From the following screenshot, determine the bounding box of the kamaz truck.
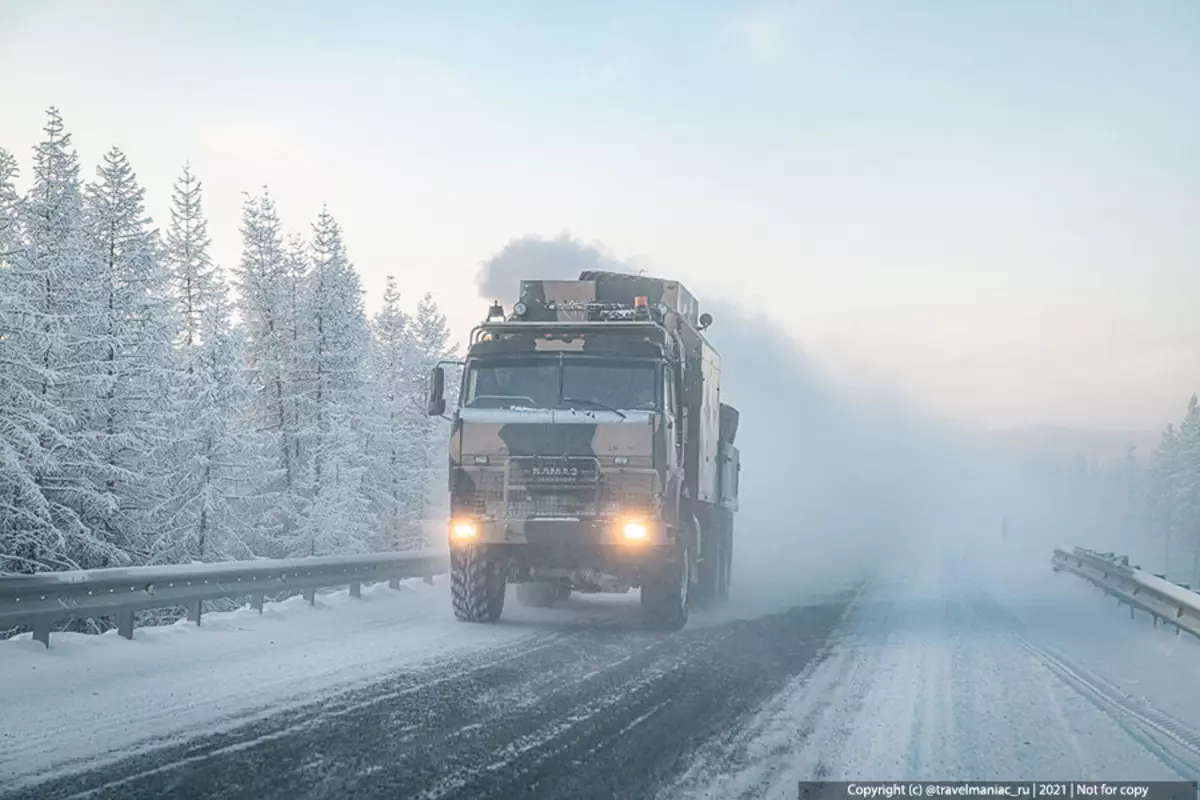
[426,271,740,630]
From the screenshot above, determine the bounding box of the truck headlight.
[451,520,478,540]
[622,520,648,541]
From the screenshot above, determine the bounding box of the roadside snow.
[666,529,1200,798]
[0,578,537,789]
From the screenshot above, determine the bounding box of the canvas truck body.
[429,271,740,630]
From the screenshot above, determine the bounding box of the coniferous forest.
[0,109,453,575]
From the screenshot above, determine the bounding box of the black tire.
[515,581,559,607]
[554,581,572,601]
[451,547,506,623]
[641,536,690,631]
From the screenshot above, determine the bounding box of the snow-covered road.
[667,533,1200,797]
[3,531,1199,800]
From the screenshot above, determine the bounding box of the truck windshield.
[464,357,658,411]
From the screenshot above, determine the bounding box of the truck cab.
[427,271,739,630]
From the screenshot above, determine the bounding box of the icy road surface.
[4,533,1200,799]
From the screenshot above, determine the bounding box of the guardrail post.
[187,600,202,626]
[251,593,264,613]
[303,588,315,605]
[350,581,361,599]
[117,610,135,640]
[33,620,50,648]
[388,578,400,590]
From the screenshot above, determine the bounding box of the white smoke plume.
[475,233,633,306]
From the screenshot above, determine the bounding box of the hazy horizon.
[2,0,1196,432]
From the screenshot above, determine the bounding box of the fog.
[474,235,1136,615]
[702,306,965,610]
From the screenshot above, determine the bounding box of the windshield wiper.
[560,397,627,419]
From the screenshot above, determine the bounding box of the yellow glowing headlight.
[451,520,478,540]
[622,521,648,541]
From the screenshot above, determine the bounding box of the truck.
[425,270,740,630]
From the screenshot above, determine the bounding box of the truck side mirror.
[698,312,713,331]
[427,366,446,417]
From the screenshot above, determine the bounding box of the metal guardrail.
[0,551,450,648]
[1051,546,1200,639]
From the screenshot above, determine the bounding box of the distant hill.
[979,425,1161,467]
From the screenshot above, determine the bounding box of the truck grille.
[453,465,657,519]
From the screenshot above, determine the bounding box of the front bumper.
[448,518,677,573]
[450,516,665,546]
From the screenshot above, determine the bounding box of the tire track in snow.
[4,594,855,800]
[1019,639,1200,779]
[664,550,1199,797]
[968,586,1200,780]
[661,581,873,799]
[1,607,625,799]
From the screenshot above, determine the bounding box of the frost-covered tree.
[281,233,310,485]
[165,164,215,350]
[0,148,19,263]
[365,275,423,548]
[1,110,110,572]
[0,147,61,574]
[1145,395,1200,581]
[405,293,456,537]
[157,166,256,562]
[291,208,373,556]
[234,191,305,555]
[77,147,176,563]
[1176,396,1200,582]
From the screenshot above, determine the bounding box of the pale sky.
[1,0,1196,431]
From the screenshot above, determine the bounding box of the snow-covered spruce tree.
[1148,424,1182,570]
[233,191,305,556]
[1145,395,1200,581]
[77,147,176,565]
[0,148,19,259]
[166,164,215,350]
[157,165,256,562]
[0,147,61,574]
[291,208,374,556]
[405,293,456,542]
[1176,395,1200,583]
[2,110,116,572]
[281,232,311,490]
[365,274,423,550]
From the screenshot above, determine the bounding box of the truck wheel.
[641,538,690,631]
[515,581,559,607]
[555,581,572,601]
[451,547,506,623]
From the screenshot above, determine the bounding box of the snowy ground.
[664,530,1200,798]
[0,577,562,790]
[4,530,1200,799]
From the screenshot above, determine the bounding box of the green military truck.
[426,271,740,630]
